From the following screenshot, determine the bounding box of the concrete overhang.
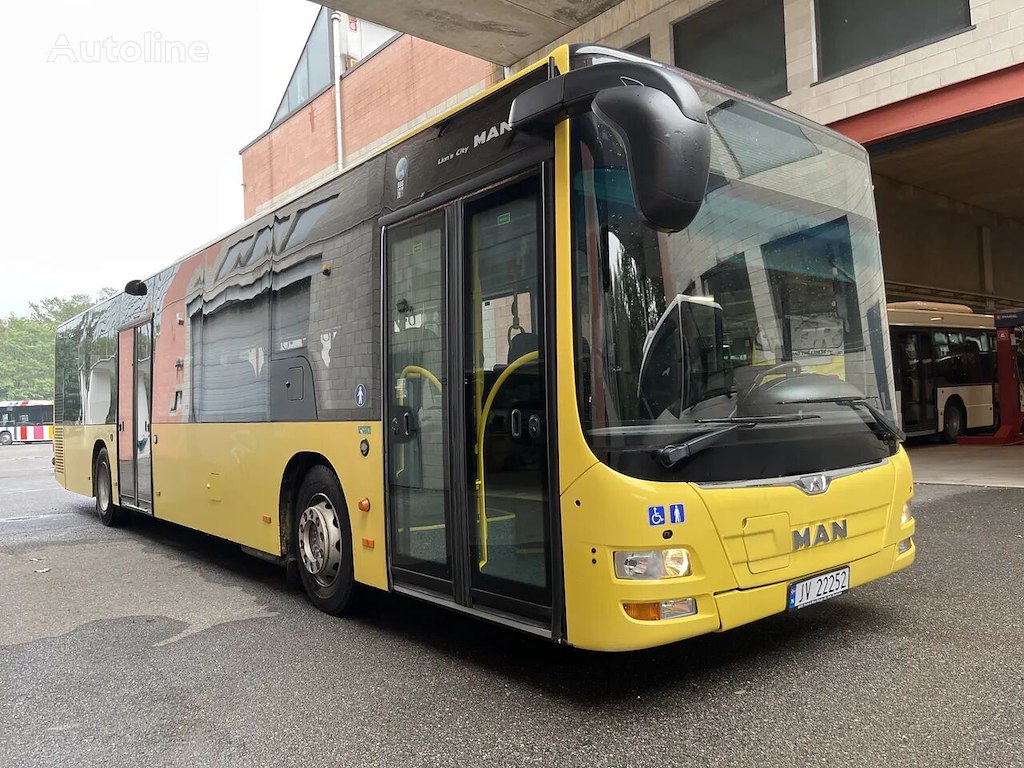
[316,0,621,65]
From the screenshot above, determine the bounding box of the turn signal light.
[898,537,912,554]
[623,602,660,621]
[357,498,371,512]
[623,597,697,622]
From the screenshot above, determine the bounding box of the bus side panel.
[151,421,387,590]
[59,424,116,501]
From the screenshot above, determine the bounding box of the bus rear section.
[888,301,997,441]
[0,401,54,445]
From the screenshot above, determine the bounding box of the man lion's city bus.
[0,400,54,446]
[54,45,915,651]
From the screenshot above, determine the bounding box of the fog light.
[623,597,697,621]
[898,537,912,554]
[659,597,697,620]
[614,548,691,580]
[901,504,913,526]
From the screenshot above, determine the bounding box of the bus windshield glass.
[571,71,897,483]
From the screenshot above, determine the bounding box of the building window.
[271,7,333,128]
[673,0,787,102]
[816,0,971,80]
[625,36,651,58]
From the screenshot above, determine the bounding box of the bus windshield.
[571,74,898,483]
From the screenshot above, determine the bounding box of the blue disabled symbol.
[648,506,666,526]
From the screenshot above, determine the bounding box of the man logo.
[795,474,829,495]
[473,121,511,148]
[792,519,849,551]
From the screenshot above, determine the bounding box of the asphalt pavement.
[1,442,1022,767]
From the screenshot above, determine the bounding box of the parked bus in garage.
[888,301,996,441]
[53,44,915,651]
[0,400,54,446]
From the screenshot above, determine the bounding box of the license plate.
[787,566,850,610]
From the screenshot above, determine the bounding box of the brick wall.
[240,88,340,219]
[339,36,501,165]
[517,0,1024,127]
[240,35,500,218]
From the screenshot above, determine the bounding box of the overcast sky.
[0,0,322,317]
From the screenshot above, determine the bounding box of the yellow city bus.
[54,44,915,651]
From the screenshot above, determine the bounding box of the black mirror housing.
[124,279,148,296]
[591,86,711,232]
[508,60,711,233]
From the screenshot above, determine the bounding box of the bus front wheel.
[291,465,357,615]
[94,447,122,526]
[0,432,12,446]
[942,398,966,443]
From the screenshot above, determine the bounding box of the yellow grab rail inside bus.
[395,365,442,477]
[475,350,539,570]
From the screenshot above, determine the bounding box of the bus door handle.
[390,408,416,439]
[528,414,544,439]
[510,408,522,439]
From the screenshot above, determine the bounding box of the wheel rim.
[97,461,110,512]
[298,493,343,588]
[0,433,10,445]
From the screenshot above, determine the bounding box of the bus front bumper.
[569,540,915,651]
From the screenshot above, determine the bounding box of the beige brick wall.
[517,0,1024,127]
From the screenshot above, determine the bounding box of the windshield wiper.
[653,414,821,468]
[778,396,905,443]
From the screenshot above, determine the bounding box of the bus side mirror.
[591,86,711,232]
[125,279,148,296]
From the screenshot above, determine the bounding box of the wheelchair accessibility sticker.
[648,504,685,526]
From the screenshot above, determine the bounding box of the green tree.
[0,289,115,401]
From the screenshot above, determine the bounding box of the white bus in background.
[888,302,996,441]
[0,400,55,445]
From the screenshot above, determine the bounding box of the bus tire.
[942,398,966,443]
[94,447,122,526]
[292,465,357,615]
[0,432,11,446]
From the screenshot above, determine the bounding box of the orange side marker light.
[357,498,371,512]
[362,538,375,549]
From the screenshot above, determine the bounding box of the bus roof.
[887,301,994,330]
[0,400,54,407]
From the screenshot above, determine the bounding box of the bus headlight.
[901,503,913,526]
[614,549,691,579]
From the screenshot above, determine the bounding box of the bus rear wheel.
[291,466,356,615]
[94,447,122,526]
[942,399,966,443]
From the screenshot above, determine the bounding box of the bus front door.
[898,330,935,433]
[117,322,154,512]
[385,173,553,629]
